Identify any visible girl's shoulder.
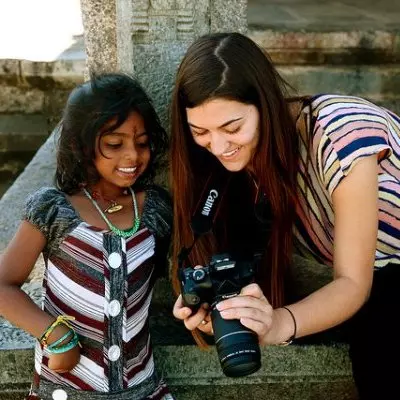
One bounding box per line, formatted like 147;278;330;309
23;186;80;247
141;184;172;238
24;186;75;218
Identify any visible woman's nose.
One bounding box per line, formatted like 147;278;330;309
208;133;227;155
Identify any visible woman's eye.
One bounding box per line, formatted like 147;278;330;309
192;129;207;137
225;126;241;134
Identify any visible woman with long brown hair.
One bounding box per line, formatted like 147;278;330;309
170;32;400;399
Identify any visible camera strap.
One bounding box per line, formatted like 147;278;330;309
178;167;232;268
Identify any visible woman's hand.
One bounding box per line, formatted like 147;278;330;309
215;283;276;345
173;294;213;335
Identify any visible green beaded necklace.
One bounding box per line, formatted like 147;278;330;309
83;187;140;238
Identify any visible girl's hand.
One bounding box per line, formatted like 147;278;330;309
173;294;213;335
216;283;275;345
48;345;81;373
46;325;81;373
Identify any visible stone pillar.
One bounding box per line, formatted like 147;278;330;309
0;0;247;250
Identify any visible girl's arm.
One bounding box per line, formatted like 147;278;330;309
217;154;379;344
0;221;80;371
0;221;55;336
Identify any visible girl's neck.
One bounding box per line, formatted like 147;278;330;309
87;181;128;200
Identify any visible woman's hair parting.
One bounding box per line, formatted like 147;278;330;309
170;32;299;321
56;72;168;194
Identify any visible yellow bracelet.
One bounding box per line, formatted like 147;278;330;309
39;315;76;346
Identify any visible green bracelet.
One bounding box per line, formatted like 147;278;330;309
46;334;80;354
47;329;74;351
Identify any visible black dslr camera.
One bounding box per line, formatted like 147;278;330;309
179;253;261;377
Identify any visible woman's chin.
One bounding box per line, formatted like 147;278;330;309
218;159;247;172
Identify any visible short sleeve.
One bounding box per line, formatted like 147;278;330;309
314;105;392;195
142;185;173;277
22;187;80;255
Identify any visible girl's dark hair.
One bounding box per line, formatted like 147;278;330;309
170;32;299;344
56;73;168;194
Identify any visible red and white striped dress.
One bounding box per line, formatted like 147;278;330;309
23;186;174;400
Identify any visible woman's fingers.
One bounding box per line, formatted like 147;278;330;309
173;295;212;332
173;294;193;320
183;304;209;331
240;283;268;301
214;283;273;340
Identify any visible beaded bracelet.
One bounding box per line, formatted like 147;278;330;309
39;315;76;347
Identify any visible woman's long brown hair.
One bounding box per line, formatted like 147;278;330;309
170;32;299;346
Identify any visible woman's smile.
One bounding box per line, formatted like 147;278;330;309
220;146;242;160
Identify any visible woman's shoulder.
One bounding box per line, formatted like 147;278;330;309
141;184;172;238
306;94;388;121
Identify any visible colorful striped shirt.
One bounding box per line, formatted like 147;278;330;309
295;94;400;268
23;186;174;400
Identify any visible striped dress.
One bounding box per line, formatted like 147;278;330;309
295;94;400;269
23;186;174;400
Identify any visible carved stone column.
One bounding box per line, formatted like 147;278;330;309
0;0;247;249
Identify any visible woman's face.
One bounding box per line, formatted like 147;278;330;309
186;98;260;172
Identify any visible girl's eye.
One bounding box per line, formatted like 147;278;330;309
105;142;122;149
137;141;150;148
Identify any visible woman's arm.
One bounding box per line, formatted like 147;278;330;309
217;154;379;344
0;221;80;371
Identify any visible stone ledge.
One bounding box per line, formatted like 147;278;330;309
0;115;49;153
0;343;357;400
250;29;400;65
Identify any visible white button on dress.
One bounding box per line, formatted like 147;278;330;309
108;300;121;317
108;253;122;269
108;345;121;361
52;389;68;400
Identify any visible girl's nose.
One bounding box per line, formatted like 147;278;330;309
124;145;138;161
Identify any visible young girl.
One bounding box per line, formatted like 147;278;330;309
171;32;400;399
0;73;174;400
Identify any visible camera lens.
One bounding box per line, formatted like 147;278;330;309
211;307;261;377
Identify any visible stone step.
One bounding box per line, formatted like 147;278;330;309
277;65;400;115
0;114;50;187
249;29;400;66
0;331;357;400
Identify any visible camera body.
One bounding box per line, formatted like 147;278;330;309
180;253;256;309
179;253;261;378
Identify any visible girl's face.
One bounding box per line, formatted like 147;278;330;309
186;99;260;172
94;111;150;188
